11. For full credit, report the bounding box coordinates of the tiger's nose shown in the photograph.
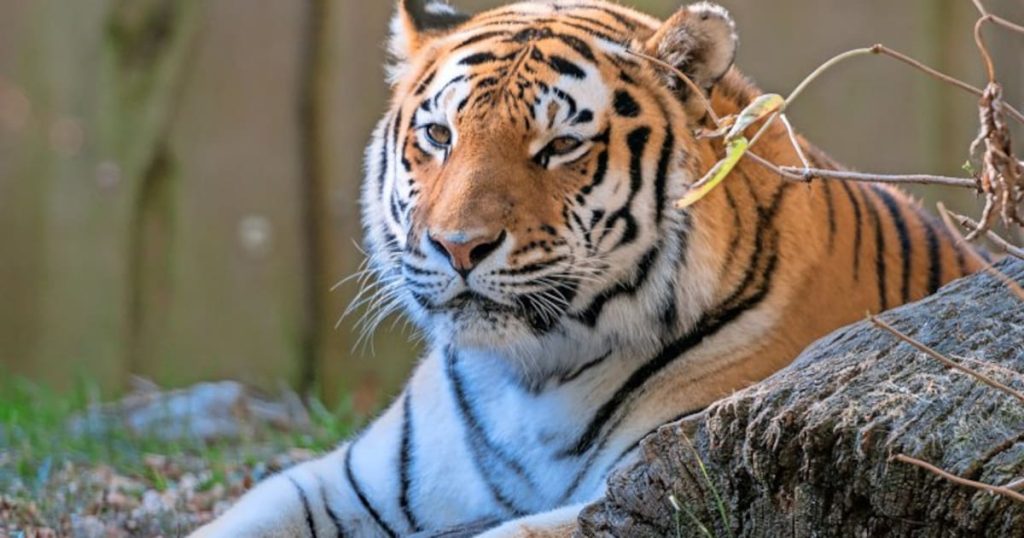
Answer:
[428,230,507,277]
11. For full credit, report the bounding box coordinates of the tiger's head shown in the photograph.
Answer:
[362,0,739,374]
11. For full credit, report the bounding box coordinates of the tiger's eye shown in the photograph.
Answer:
[548,136,583,156]
[426,124,452,147]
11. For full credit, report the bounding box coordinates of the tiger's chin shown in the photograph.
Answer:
[430,294,563,352]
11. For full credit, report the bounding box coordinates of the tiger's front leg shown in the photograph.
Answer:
[190,380,427,537]
[190,351,574,538]
[473,504,588,538]
[189,445,388,537]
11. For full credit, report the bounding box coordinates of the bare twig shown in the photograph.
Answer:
[970,0,1024,80]
[780,114,810,170]
[946,209,1024,261]
[779,167,977,188]
[893,454,1024,504]
[974,16,998,83]
[936,203,1024,302]
[870,315,1024,405]
[872,44,1024,125]
[746,151,801,180]
[784,47,876,107]
[983,14,1024,35]
[626,49,721,127]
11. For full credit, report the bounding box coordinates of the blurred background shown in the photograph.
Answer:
[1,0,1021,414]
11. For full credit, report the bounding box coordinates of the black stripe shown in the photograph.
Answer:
[446,349,531,515]
[319,478,345,538]
[452,30,508,51]
[719,186,743,273]
[601,127,650,249]
[562,13,627,36]
[822,180,836,252]
[398,392,421,532]
[431,75,467,110]
[559,351,612,384]
[562,260,777,459]
[552,19,620,43]
[345,445,399,537]
[653,130,675,225]
[862,188,889,311]
[569,110,593,126]
[496,255,568,276]
[287,475,318,538]
[715,195,779,309]
[413,69,436,96]
[839,181,863,281]
[553,3,644,30]
[917,210,944,295]
[460,52,499,66]
[613,90,641,117]
[573,245,659,327]
[873,188,912,304]
[579,130,610,195]
[955,242,968,275]
[548,55,586,78]
[562,184,788,461]
[551,87,578,116]
[472,15,607,40]
[552,33,595,61]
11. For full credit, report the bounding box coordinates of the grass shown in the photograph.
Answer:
[0,373,364,536]
[669,433,734,538]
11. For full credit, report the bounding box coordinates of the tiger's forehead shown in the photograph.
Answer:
[411,2,657,127]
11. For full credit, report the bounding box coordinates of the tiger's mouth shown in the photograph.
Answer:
[437,290,572,335]
[444,291,515,313]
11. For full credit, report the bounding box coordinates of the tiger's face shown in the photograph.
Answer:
[362,0,737,363]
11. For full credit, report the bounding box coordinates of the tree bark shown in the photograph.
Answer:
[579,258,1024,538]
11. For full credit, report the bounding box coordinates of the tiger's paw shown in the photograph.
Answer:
[473,504,585,538]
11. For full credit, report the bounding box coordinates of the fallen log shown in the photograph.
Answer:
[579,259,1024,537]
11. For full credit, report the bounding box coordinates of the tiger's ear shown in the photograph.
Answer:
[644,2,737,114]
[390,0,469,60]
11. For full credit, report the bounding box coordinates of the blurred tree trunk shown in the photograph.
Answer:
[579,260,1024,537]
[0,0,202,392]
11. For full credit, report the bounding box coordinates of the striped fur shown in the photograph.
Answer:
[191,1,981,536]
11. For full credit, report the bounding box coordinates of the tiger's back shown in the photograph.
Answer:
[192,2,981,536]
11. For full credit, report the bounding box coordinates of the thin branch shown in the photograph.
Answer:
[784,47,875,107]
[870,44,1023,124]
[984,13,1024,35]
[746,151,801,180]
[626,49,721,127]
[870,315,1024,405]
[970,0,1024,67]
[780,114,810,170]
[974,15,998,83]
[893,454,1024,504]
[779,167,977,188]
[796,43,1024,125]
[873,45,981,103]
[1006,477,1024,491]
[774,40,1024,126]
[935,204,1024,302]
[946,209,1024,261]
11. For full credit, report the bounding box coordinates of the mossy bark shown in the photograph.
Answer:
[579,259,1024,537]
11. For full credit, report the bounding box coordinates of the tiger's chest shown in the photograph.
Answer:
[399,345,691,519]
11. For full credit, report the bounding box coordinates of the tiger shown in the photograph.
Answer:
[191,1,982,536]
